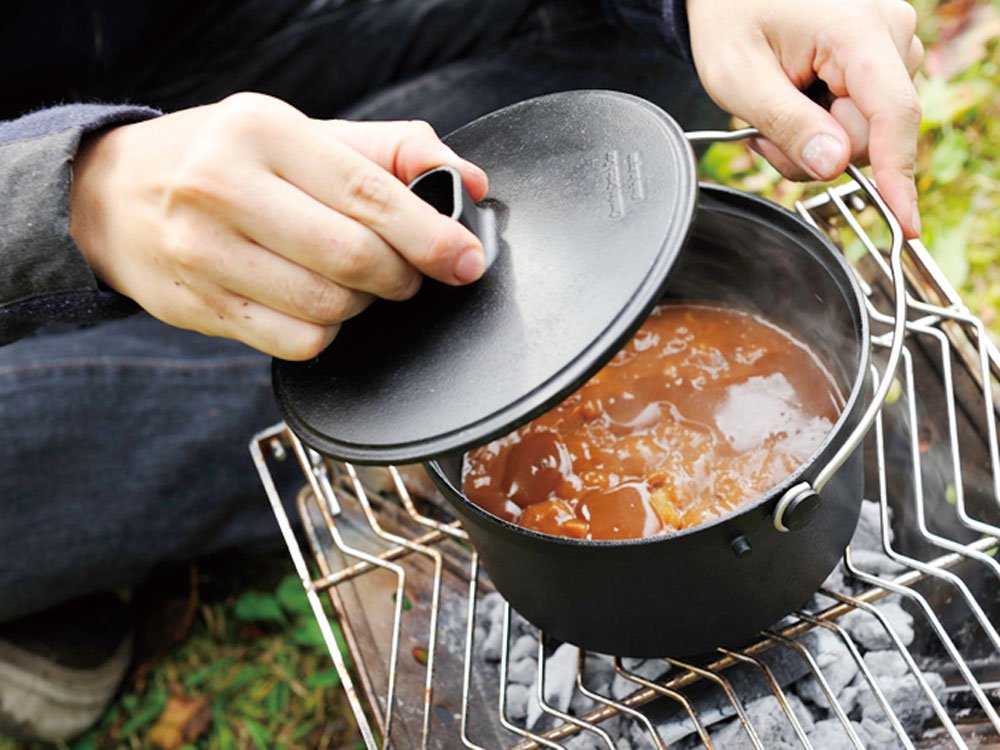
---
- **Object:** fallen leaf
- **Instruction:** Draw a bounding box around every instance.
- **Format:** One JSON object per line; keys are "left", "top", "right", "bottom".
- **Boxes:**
{"left": 148, "top": 695, "right": 211, "bottom": 750}
{"left": 925, "top": 4, "right": 1000, "bottom": 78}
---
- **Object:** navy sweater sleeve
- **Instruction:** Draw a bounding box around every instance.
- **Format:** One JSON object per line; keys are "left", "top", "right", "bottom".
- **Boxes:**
{"left": 603, "top": 0, "right": 692, "bottom": 61}
{"left": 0, "top": 104, "right": 159, "bottom": 345}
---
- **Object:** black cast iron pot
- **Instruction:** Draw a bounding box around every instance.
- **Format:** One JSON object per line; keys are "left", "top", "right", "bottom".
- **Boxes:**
{"left": 426, "top": 184, "right": 871, "bottom": 657}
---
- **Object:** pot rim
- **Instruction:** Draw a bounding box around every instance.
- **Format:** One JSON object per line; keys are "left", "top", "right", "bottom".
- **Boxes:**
{"left": 425, "top": 184, "right": 872, "bottom": 548}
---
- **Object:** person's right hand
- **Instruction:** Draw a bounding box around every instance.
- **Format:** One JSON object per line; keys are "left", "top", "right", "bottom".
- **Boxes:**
{"left": 69, "top": 93, "right": 488, "bottom": 360}
{"left": 686, "top": 0, "right": 924, "bottom": 238}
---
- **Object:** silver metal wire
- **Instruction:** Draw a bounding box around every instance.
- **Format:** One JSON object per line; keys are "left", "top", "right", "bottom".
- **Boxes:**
{"left": 252, "top": 175, "right": 1000, "bottom": 748}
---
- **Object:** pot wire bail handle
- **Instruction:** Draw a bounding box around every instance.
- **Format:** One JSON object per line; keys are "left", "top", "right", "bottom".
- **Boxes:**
{"left": 685, "top": 128, "right": 909, "bottom": 532}
{"left": 408, "top": 165, "right": 499, "bottom": 271}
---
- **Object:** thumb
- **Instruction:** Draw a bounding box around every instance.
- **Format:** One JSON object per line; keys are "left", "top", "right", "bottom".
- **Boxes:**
{"left": 737, "top": 57, "right": 852, "bottom": 181}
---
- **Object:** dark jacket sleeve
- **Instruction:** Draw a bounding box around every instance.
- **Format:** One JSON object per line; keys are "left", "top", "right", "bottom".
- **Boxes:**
{"left": 0, "top": 104, "right": 160, "bottom": 345}
{"left": 602, "top": 0, "right": 693, "bottom": 62}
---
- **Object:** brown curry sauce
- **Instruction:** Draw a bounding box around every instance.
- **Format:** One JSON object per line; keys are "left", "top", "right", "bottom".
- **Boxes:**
{"left": 461, "top": 304, "right": 844, "bottom": 540}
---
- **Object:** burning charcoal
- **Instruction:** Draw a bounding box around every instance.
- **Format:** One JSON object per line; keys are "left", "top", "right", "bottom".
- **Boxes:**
{"left": 480, "top": 591, "right": 504, "bottom": 619}
{"left": 480, "top": 617, "right": 504, "bottom": 662}
{"left": 620, "top": 658, "right": 670, "bottom": 683}
{"left": 476, "top": 593, "right": 509, "bottom": 661}
{"left": 772, "top": 614, "right": 798, "bottom": 630}
{"left": 807, "top": 718, "right": 867, "bottom": 749}
{"left": 841, "top": 598, "right": 914, "bottom": 650}
{"left": 854, "top": 651, "right": 946, "bottom": 735}
{"left": 847, "top": 501, "right": 907, "bottom": 576}
{"left": 509, "top": 657, "right": 537, "bottom": 686}
{"left": 834, "top": 683, "right": 863, "bottom": 716}
{"left": 756, "top": 635, "right": 815, "bottom": 688}
{"left": 473, "top": 624, "right": 488, "bottom": 653}
{"left": 851, "top": 548, "right": 907, "bottom": 576}
{"left": 564, "top": 731, "right": 614, "bottom": 750}
{"left": 629, "top": 729, "right": 658, "bottom": 750}
{"left": 523, "top": 643, "right": 579, "bottom": 729}
{"left": 820, "top": 560, "right": 849, "bottom": 594}
{"left": 610, "top": 673, "right": 641, "bottom": 701}
{"left": 569, "top": 687, "right": 598, "bottom": 718}
{"left": 506, "top": 682, "right": 530, "bottom": 722}
{"left": 793, "top": 628, "right": 860, "bottom": 708}
{"left": 859, "top": 716, "right": 899, "bottom": 750}
{"left": 652, "top": 691, "right": 736, "bottom": 744}
{"left": 710, "top": 694, "right": 815, "bottom": 750}
{"left": 861, "top": 648, "right": 908, "bottom": 678}
{"left": 632, "top": 717, "right": 674, "bottom": 750}
{"left": 510, "top": 634, "right": 537, "bottom": 663}
{"left": 545, "top": 644, "right": 580, "bottom": 711}
{"left": 524, "top": 691, "right": 545, "bottom": 731}
{"left": 511, "top": 610, "right": 536, "bottom": 640}
{"left": 852, "top": 499, "right": 890, "bottom": 550}
{"left": 581, "top": 653, "right": 615, "bottom": 695}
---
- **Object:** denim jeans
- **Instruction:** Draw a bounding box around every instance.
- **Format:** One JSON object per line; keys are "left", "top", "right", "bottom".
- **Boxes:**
{"left": 0, "top": 0, "right": 725, "bottom": 622}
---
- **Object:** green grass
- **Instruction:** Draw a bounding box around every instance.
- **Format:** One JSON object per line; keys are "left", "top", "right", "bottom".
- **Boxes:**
{"left": 0, "top": 556, "right": 358, "bottom": 750}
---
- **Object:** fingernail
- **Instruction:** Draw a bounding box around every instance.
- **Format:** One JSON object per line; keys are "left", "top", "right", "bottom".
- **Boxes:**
{"left": 801, "top": 134, "right": 845, "bottom": 180}
{"left": 454, "top": 247, "right": 484, "bottom": 283}
{"left": 911, "top": 201, "right": 922, "bottom": 237}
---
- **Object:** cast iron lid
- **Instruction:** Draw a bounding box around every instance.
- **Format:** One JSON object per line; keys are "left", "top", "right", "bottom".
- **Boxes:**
{"left": 272, "top": 90, "right": 698, "bottom": 464}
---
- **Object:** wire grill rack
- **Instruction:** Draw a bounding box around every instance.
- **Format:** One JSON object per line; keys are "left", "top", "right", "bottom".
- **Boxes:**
{"left": 251, "top": 178, "right": 1000, "bottom": 749}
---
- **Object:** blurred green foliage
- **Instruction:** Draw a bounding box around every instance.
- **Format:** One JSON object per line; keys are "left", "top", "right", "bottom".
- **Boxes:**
{"left": 701, "top": 0, "right": 1000, "bottom": 330}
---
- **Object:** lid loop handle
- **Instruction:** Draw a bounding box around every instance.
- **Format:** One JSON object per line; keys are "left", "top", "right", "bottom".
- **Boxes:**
{"left": 408, "top": 166, "right": 498, "bottom": 271}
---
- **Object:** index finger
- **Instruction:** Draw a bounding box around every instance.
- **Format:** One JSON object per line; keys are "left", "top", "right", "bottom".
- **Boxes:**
{"left": 841, "top": 36, "right": 922, "bottom": 237}
{"left": 325, "top": 119, "right": 489, "bottom": 201}
{"left": 264, "top": 123, "right": 487, "bottom": 285}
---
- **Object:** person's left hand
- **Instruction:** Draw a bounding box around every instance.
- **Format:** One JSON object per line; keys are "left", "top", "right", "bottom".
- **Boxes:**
{"left": 686, "top": 0, "right": 924, "bottom": 238}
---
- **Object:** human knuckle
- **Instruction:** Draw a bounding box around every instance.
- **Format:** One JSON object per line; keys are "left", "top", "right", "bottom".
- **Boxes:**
{"left": 169, "top": 156, "right": 228, "bottom": 207}
{"left": 219, "top": 91, "right": 282, "bottom": 117}
{"left": 213, "top": 92, "right": 287, "bottom": 139}
{"left": 695, "top": 61, "right": 728, "bottom": 100}
{"left": 332, "top": 233, "right": 375, "bottom": 281}
{"left": 415, "top": 222, "right": 457, "bottom": 269}
{"left": 758, "top": 100, "right": 800, "bottom": 151}
{"left": 853, "top": 0, "right": 879, "bottom": 16}
{"left": 285, "top": 324, "right": 332, "bottom": 360}
{"left": 305, "top": 281, "right": 349, "bottom": 323}
{"left": 897, "top": 90, "right": 922, "bottom": 125}
{"left": 406, "top": 120, "right": 438, "bottom": 140}
{"left": 892, "top": 1, "right": 917, "bottom": 34}
{"left": 343, "top": 169, "right": 392, "bottom": 217}
{"left": 161, "top": 221, "right": 206, "bottom": 271}
{"left": 386, "top": 270, "right": 422, "bottom": 302}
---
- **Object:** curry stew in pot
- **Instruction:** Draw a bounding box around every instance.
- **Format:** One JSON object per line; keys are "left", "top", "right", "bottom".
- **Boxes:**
{"left": 462, "top": 304, "right": 844, "bottom": 540}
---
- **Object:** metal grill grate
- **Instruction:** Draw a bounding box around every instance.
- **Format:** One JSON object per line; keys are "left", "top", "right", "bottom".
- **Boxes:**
{"left": 251, "top": 178, "right": 1000, "bottom": 749}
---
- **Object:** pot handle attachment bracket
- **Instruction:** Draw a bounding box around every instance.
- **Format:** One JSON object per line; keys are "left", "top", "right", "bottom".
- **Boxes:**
{"left": 408, "top": 166, "right": 499, "bottom": 272}
{"left": 684, "top": 128, "right": 909, "bottom": 533}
